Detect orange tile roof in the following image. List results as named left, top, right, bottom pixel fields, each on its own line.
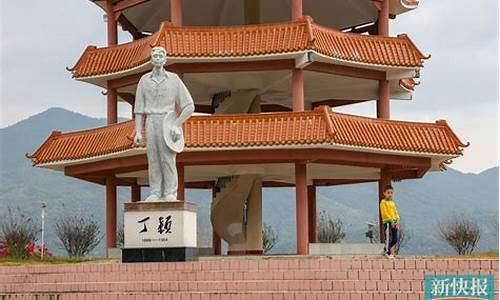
left=70, top=16, right=427, bottom=78
left=400, top=78, right=419, bottom=91
left=28, top=107, right=467, bottom=166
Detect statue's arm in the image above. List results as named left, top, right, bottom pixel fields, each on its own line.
left=174, top=76, right=195, bottom=127
left=175, top=104, right=194, bottom=127
left=134, top=77, right=146, bottom=145
left=134, top=113, right=144, bottom=145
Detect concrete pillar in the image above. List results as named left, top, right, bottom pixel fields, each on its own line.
left=291, top=0, right=303, bottom=20
left=378, top=170, right=391, bottom=243
left=295, top=163, right=309, bottom=254
left=105, top=1, right=118, bottom=125
left=245, top=177, right=263, bottom=253
left=107, top=86, right=118, bottom=124
left=106, top=176, right=117, bottom=256
left=377, top=80, right=390, bottom=120
left=378, top=0, right=389, bottom=37
left=212, top=186, right=222, bottom=255
left=105, top=0, right=117, bottom=46
left=244, top=0, right=260, bottom=24
left=170, top=0, right=183, bottom=26
left=131, top=183, right=141, bottom=202
left=177, top=164, right=185, bottom=201
left=105, top=2, right=118, bottom=258
left=307, top=185, right=317, bottom=243
left=292, top=69, right=305, bottom=112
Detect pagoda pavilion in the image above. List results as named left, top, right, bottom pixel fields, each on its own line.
left=28, top=0, right=468, bottom=256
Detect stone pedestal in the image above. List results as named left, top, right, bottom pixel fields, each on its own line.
left=122, top=201, right=198, bottom=262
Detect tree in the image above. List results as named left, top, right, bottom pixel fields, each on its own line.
left=0, top=207, right=39, bottom=258
left=318, top=210, right=345, bottom=243
left=262, top=223, right=279, bottom=253
left=117, top=222, right=124, bottom=248
left=439, top=214, right=481, bottom=255
left=54, top=215, right=102, bottom=257
left=395, top=225, right=410, bottom=254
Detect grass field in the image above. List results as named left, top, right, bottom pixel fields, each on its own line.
left=0, top=257, right=118, bottom=266
left=438, top=251, right=499, bottom=259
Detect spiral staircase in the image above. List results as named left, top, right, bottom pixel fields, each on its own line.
left=210, top=90, right=264, bottom=254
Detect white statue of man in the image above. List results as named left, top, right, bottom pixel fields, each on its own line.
left=134, top=46, right=194, bottom=202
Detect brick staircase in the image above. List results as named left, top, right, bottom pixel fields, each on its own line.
left=0, top=256, right=498, bottom=299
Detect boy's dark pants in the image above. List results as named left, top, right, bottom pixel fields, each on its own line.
left=383, top=223, right=399, bottom=254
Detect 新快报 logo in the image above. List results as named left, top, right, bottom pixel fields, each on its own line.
left=424, top=275, right=495, bottom=299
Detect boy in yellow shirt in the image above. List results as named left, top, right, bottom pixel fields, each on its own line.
left=379, top=184, right=400, bottom=258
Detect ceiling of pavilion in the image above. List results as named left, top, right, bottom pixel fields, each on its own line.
left=95, top=0, right=382, bottom=32
left=115, top=70, right=413, bottom=109
left=118, top=163, right=381, bottom=186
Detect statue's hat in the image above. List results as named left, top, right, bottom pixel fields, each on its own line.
left=163, top=111, right=185, bottom=153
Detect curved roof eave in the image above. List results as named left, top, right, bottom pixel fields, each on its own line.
left=35, top=143, right=458, bottom=173
left=69, top=17, right=428, bottom=82
left=74, top=50, right=423, bottom=88
left=28, top=107, right=467, bottom=168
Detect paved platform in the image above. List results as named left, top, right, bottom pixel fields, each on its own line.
left=0, top=256, right=498, bottom=299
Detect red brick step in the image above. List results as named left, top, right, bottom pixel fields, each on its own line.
left=0, top=257, right=497, bottom=300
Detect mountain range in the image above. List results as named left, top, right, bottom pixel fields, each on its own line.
left=0, top=108, right=498, bottom=256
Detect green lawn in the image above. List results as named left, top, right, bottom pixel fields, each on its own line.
left=0, top=257, right=118, bottom=266
left=437, top=251, right=499, bottom=259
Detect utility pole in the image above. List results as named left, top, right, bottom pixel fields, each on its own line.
left=41, top=202, right=46, bottom=259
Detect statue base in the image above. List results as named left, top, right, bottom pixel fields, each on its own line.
left=122, top=247, right=198, bottom=263
left=122, top=201, right=198, bottom=263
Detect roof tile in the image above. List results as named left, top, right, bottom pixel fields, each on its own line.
left=28, top=107, right=466, bottom=166
left=70, top=17, right=427, bottom=78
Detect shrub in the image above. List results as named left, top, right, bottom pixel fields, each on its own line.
left=318, top=210, right=345, bottom=243
left=0, top=207, right=39, bottom=258
left=117, top=222, right=124, bottom=248
left=54, top=215, right=102, bottom=257
left=439, top=214, right=481, bottom=255
left=0, top=240, right=9, bottom=257
left=26, top=243, right=53, bottom=258
left=262, top=223, right=279, bottom=253
left=395, top=225, right=410, bottom=254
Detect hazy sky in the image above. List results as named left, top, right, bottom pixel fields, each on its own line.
left=1, top=0, right=498, bottom=173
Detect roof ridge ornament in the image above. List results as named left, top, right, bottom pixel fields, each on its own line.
left=318, top=105, right=335, bottom=136
left=397, top=33, right=431, bottom=59
left=66, top=45, right=97, bottom=72
left=149, top=21, right=170, bottom=48
left=48, top=130, right=62, bottom=138
left=25, top=130, right=62, bottom=164
left=301, top=15, right=316, bottom=46
left=435, top=119, right=470, bottom=149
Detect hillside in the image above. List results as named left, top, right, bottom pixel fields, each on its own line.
left=0, top=108, right=498, bottom=256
